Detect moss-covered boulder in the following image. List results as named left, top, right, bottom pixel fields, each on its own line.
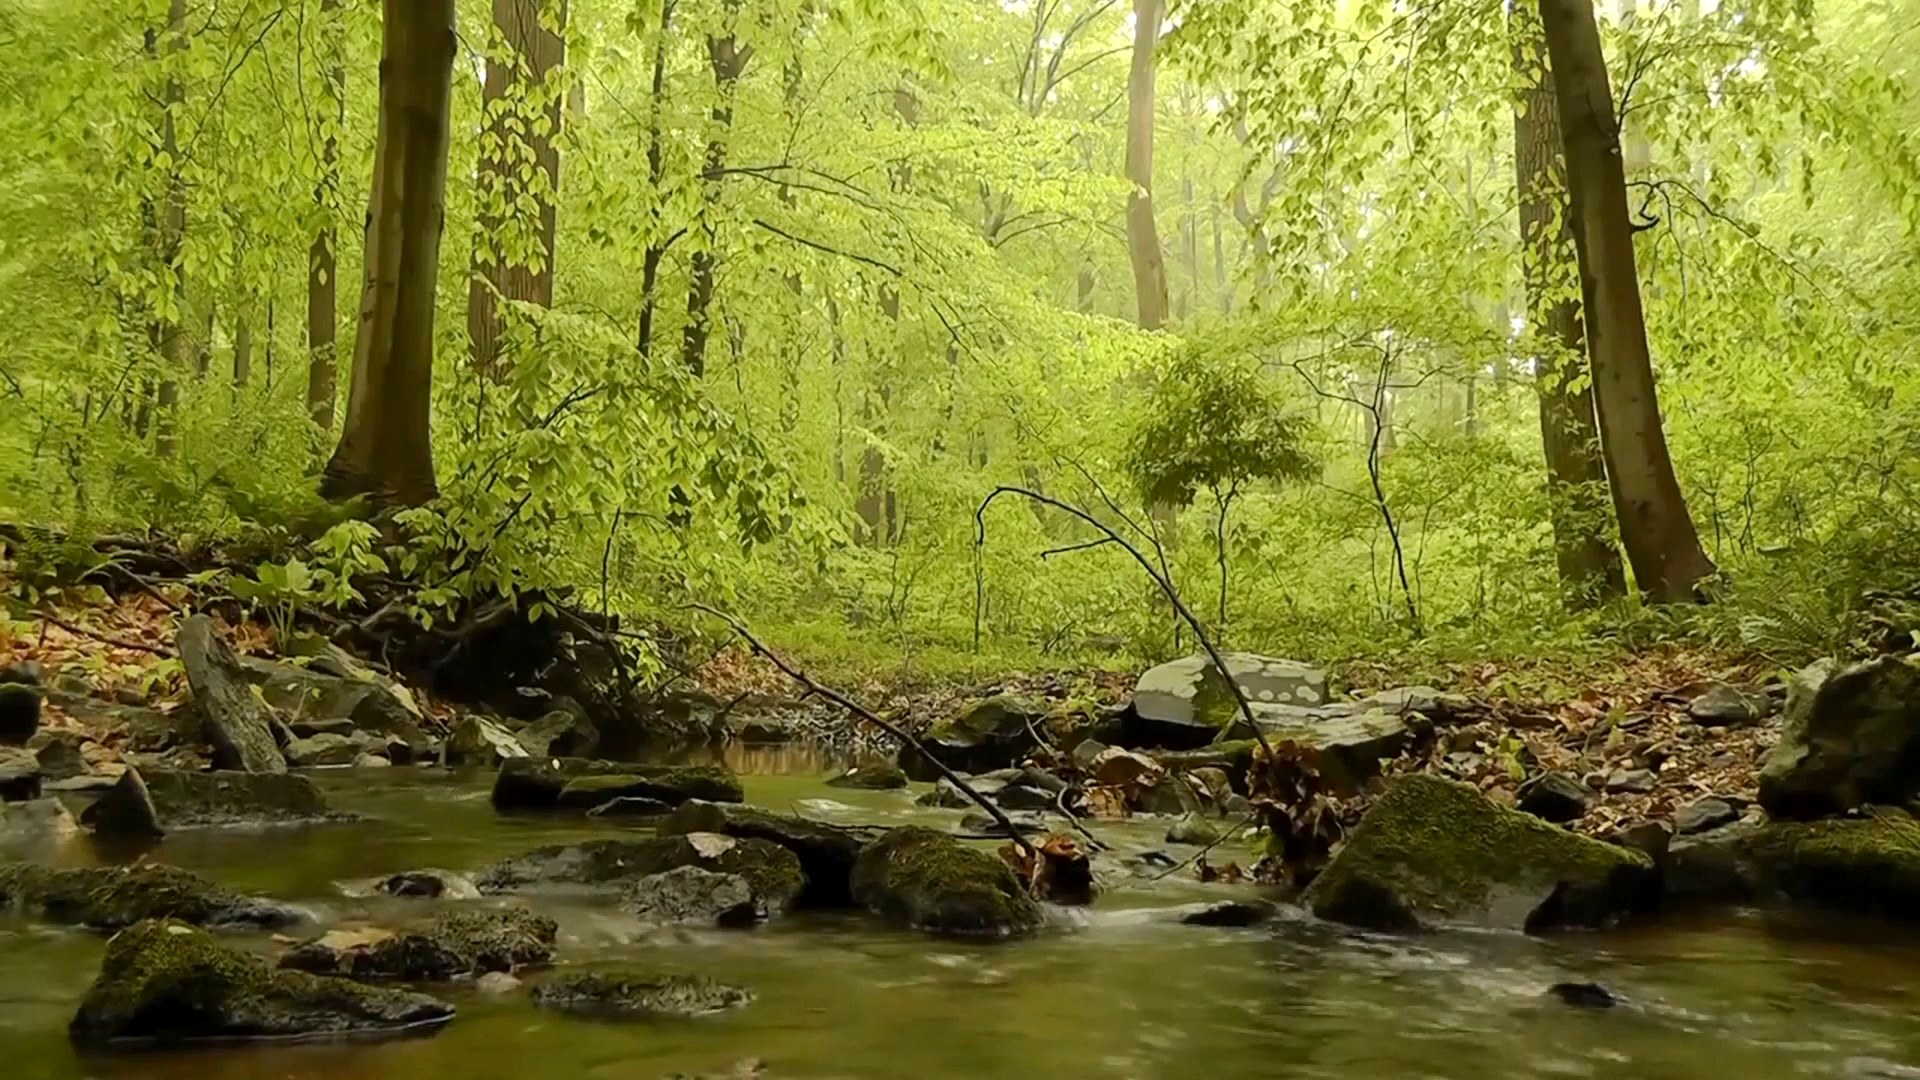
left=826, top=763, right=909, bottom=790
left=280, top=906, right=557, bottom=981
left=79, top=767, right=341, bottom=838
left=1758, top=657, right=1920, bottom=820
left=622, top=866, right=764, bottom=926
left=1666, top=810, right=1920, bottom=917
left=897, top=695, right=1049, bottom=782
left=0, top=861, right=307, bottom=930
left=850, top=826, right=1041, bottom=938
left=490, top=756, right=743, bottom=810
left=477, top=833, right=804, bottom=913
left=70, top=919, right=452, bottom=1048
left=659, top=799, right=869, bottom=907
left=1302, top=775, right=1653, bottom=933
left=531, top=971, right=750, bottom=1019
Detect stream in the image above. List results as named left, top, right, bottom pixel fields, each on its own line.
left=6, top=746, right=1920, bottom=1079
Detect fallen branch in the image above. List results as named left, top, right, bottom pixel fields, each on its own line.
left=33, top=610, right=173, bottom=657
left=1150, top=809, right=1258, bottom=882
left=688, top=602, right=1035, bottom=861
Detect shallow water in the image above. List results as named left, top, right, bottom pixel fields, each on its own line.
left=7, top=752, right=1920, bottom=1080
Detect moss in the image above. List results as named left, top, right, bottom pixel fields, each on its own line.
left=0, top=861, right=304, bottom=930
left=71, top=919, right=453, bottom=1046
left=131, top=769, right=335, bottom=826
left=476, top=835, right=804, bottom=911
left=1673, top=810, right=1920, bottom=917
left=658, top=800, right=866, bottom=908
left=850, top=826, right=1041, bottom=938
left=494, top=757, right=743, bottom=810
left=531, top=972, right=751, bottom=1019
left=1304, top=775, right=1651, bottom=932
left=283, top=907, right=556, bottom=981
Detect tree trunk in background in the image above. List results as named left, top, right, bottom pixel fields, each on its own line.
left=1538, top=0, right=1714, bottom=603
left=681, top=28, right=752, bottom=378
left=150, top=0, right=188, bottom=459
left=635, top=0, right=674, bottom=358
left=307, top=0, right=343, bottom=432
left=322, top=0, right=457, bottom=506
left=1124, top=0, right=1168, bottom=330
left=1511, top=5, right=1626, bottom=610
left=468, top=0, right=568, bottom=379
left=232, top=311, right=253, bottom=392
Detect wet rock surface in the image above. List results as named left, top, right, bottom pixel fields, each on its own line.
left=826, top=763, right=909, bottom=790
left=850, top=826, right=1041, bottom=938
left=491, top=756, right=744, bottom=811
left=280, top=906, right=557, bottom=981
left=478, top=833, right=805, bottom=913
left=0, top=861, right=306, bottom=930
left=531, top=971, right=752, bottom=1019
left=1666, top=810, right=1920, bottom=916
left=1759, top=657, right=1920, bottom=820
left=178, top=615, right=286, bottom=774
left=80, top=767, right=341, bottom=836
left=623, top=866, right=765, bottom=927
left=898, top=694, right=1052, bottom=781
left=658, top=800, right=869, bottom=908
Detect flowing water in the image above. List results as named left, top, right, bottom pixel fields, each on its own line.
left=6, top=747, right=1920, bottom=1080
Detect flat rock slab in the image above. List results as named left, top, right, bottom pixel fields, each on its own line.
left=280, top=907, right=557, bottom=981
left=1130, top=653, right=1328, bottom=747
left=81, top=768, right=342, bottom=837
left=491, top=757, right=743, bottom=810
left=179, top=615, right=285, bottom=774
left=477, top=833, right=805, bottom=914
left=239, top=654, right=430, bottom=761
left=0, top=861, right=307, bottom=930
left=532, top=972, right=751, bottom=1019
left=1667, top=811, right=1920, bottom=916
left=623, top=866, right=765, bottom=927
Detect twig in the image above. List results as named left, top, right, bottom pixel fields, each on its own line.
left=33, top=610, right=172, bottom=656
left=1150, top=809, right=1258, bottom=881
left=1038, top=536, right=1117, bottom=560
left=688, top=602, right=1035, bottom=860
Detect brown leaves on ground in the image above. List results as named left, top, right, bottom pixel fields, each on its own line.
left=1000, top=834, right=1095, bottom=905
left=1247, top=740, right=1345, bottom=887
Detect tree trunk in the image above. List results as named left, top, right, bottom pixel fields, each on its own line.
left=1511, top=4, right=1626, bottom=609
left=635, top=0, right=674, bottom=357
left=468, top=0, right=568, bottom=379
left=150, top=0, right=189, bottom=459
left=1124, top=0, right=1168, bottom=330
left=681, top=30, right=752, bottom=378
left=232, top=310, right=253, bottom=392
left=307, top=0, right=343, bottom=431
left=1538, top=0, right=1714, bottom=603
left=321, top=0, right=458, bottom=506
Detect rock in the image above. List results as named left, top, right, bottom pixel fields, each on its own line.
left=957, top=810, right=1054, bottom=836
left=1128, top=652, right=1328, bottom=748
left=31, top=731, right=90, bottom=781
left=1675, top=797, right=1739, bottom=836
left=70, top=919, right=452, bottom=1047
left=897, top=694, right=1050, bottom=782
left=1666, top=811, right=1920, bottom=916
left=1135, top=773, right=1200, bottom=816
left=1166, top=818, right=1223, bottom=846
left=289, top=718, right=358, bottom=738
left=623, top=866, right=764, bottom=927
left=658, top=800, right=867, bottom=907
left=1070, top=738, right=1110, bottom=771
left=1517, top=771, right=1591, bottom=824
left=1091, top=747, right=1162, bottom=787
left=478, top=833, right=805, bottom=913
left=0, top=683, right=41, bottom=746
left=733, top=715, right=798, bottom=743
left=239, top=653, right=430, bottom=760
left=280, top=907, right=557, bottom=981
left=1610, top=820, right=1674, bottom=863
left=285, top=732, right=368, bottom=767
left=532, top=972, right=751, bottom=1019
left=1606, top=768, right=1657, bottom=794
left=1689, top=682, right=1760, bottom=726
left=353, top=753, right=391, bottom=769
left=81, top=768, right=337, bottom=836
left=1178, top=899, right=1279, bottom=927
left=0, top=746, right=41, bottom=801
left=0, top=861, right=306, bottom=929
left=994, top=783, right=1058, bottom=811
left=850, top=826, right=1042, bottom=937
left=585, top=795, right=672, bottom=817
left=373, top=870, right=481, bottom=900
left=1759, top=657, right=1920, bottom=820
left=443, top=715, right=528, bottom=766
left=1548, top=982, right=1616, bottom=1009
left=1302, top=775, right=1654, bottom=933
left=179, top=615, right=286, bottom=774
left=475, top=971, right=522, bottom=995
left=0, top=797, right=78, bottom=844
left=516, top=709, right=599, bottom=760
left=491, top=757, right=743, bottom=810
left=917, top=775, right=1005, bottom=808
left=0, top=661, right=42, bottom=686
left=825, top=763, right=909, bottom=790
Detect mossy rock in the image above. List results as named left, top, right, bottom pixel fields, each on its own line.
left=70, top=919, right=453, bottom=1047
left=660, top=800, right=869, bottom=907
left=1303, top=774, right=1653, bottom=933
left=1667, top=810, right=1920, bottom=917
left=1758, top=657, right=1920, bottom=820
left=0, top=861, right=307, bottom=931
left=825, top=763, right=909, bottom=791
left=80, top=768, right=341, bottom=837
left=850, top=826, right=1041, bottom=938
left=531, top=971, right=751, bottom=1019
left=280, top=906, right=556, bottom=981
left=477, top=834, right=804, bottom=913
left=492, top=757, right=743, bottom=810
left=897, top=695, right=1048, bottom=782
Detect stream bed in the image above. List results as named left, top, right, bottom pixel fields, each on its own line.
left=6, top=747, right=1920, bottom=1080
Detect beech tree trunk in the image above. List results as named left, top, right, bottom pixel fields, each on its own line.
left=468, top=0, right=568, bottom=379
left=682, top=29, right=752, bottom=378
left=1124, top=0, right=1168, bottom=331
left=1511, top=4, right=1627, bottom=609
left=1538, top=0, right=1714, bottom=603
left=321, top=0, right=458, bottom=506
left=307, top=0, right=343, bottom=431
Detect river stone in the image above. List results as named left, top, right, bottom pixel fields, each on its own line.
left=1675, top=797, right=1740, bottom=836
left=285, top=732, right=368, bottom=767
left=897, top=694, right=1049, bottom=782
left=850, top=826, right=1042, bottom=938
left=826, top=763, right=909, bottom=790
left=81, top=768, right=337, bottom=836
left=659, top=800, right=868, bottom=908
left=1666, top=811, right=1920, bottom=916
left=0, top=747, right=41, bottom=801
left=532, top=972, right=751, bottom=1019
left=478, top=834, right=805, bottom=912
left=916, top=775, right=1007, bottom=809
left=1128, top=652, right=1328, bottom=748
left=238, top=654, right=430, bottom=760
left=0, top=682, right=41, bottom=746
left=32, top=731, right=89, bottom=781
left=179, top=615, right=285, bottom=774
left=280, top=906, right=557, bottom=981
left=1178, top=899, right=1279, bottom=927
left=1303, top=774, right=1654, bottom=933
left=623, top=866, right=764, bottom=927
left=1518, top=771, right=1591, bottom=824
left=994, top=783, right=1059, bottom=811
left=0, top=861, right=307, bottom=930
left=0, top=797, right=78, bottom=845
left=1606, top=768, right=1658, bottom=794
left=1688, top=682, right=1761, bottom=726
left=70, top=919, right=452, bottom=1047
left=491, top=756, right=743, bottom=810
left=443, top=715, right=528, bottom=766
left=1759, top=657, right=1920, bottom=820
left=1166, top=817, right=1223, bottom=846
left=516, top=709, right=600, bottom=760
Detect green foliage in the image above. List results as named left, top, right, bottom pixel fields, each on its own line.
left=1124, top=347, right=1316, bottom=509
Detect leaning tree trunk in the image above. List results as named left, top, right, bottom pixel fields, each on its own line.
left=681, top=30, right=752, bottom=379
left=1511, top=3, right=1627, bottom=609
left=1124, top=0, right=1168, bottom=331
left=1538, top=0, right=1714, bottom=603
left=307, top=0, right=344, bottom=431
left=322, top=0, right=457, bottom=506
left=468, top=0, right=568, bottom=379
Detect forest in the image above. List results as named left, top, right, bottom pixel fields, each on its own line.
left=2, top=0, right=1920, bottom=1077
